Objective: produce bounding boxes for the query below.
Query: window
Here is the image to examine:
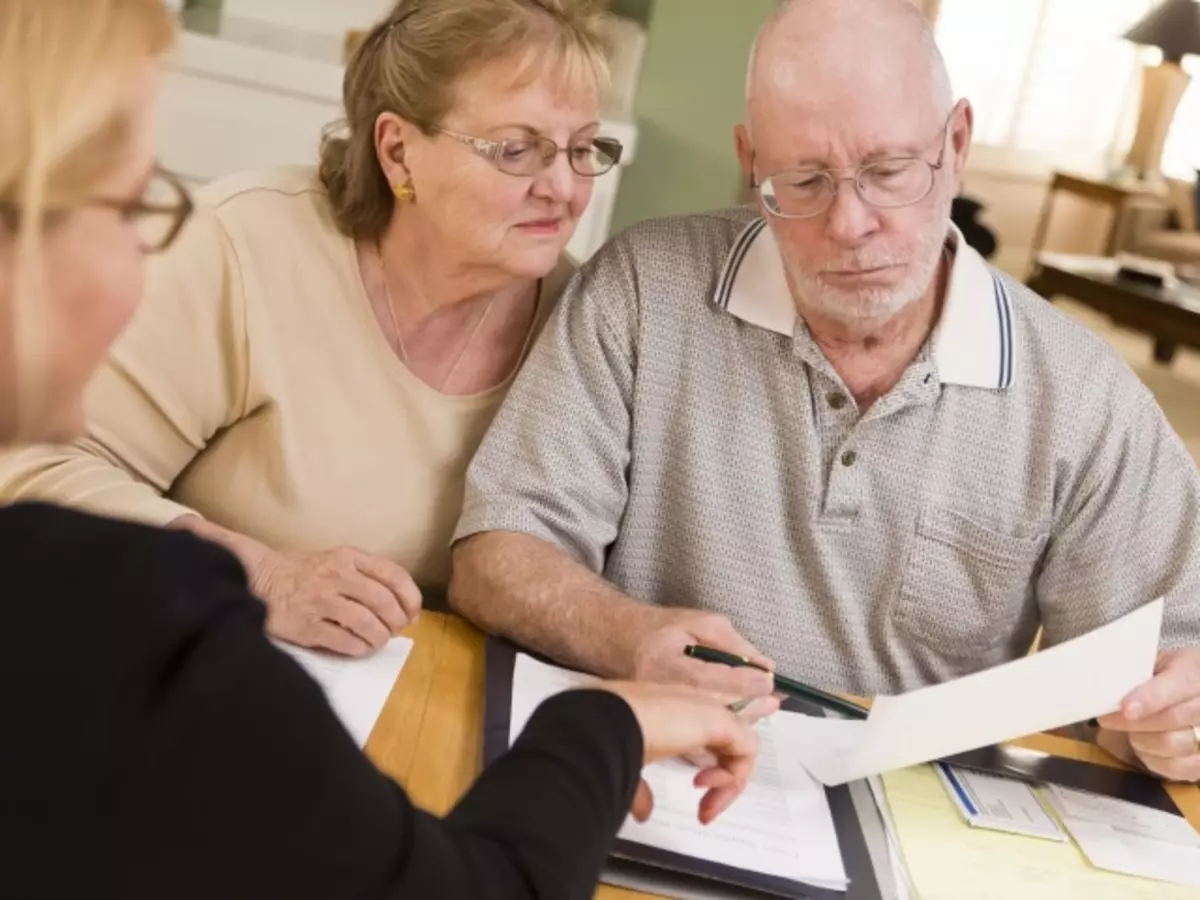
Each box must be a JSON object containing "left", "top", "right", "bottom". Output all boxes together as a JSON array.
[{"left": 934, "top": 0, "right": 1197, "bottom": 179}]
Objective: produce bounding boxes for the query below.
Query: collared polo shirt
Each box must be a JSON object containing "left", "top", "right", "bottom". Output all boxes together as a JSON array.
[{"left": 456, "top": 206, "right": 1200, "bottom": 695}]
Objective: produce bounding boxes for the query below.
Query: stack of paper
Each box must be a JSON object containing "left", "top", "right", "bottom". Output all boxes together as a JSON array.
[
  {"left": 879, "top": 764, "right": 1200, "bottom": 900},
  {"left": 1043, "top": 785, "right": 1200, "bottom": 889},
  {"left": 509, "top": 654, "right": 849, "bottom": 892},
  {"left": 273, "top": 636, "right": 413, "bottom": 747},
  {"left": 933, "top": 764, "right": 1065, "bottom": 841}
]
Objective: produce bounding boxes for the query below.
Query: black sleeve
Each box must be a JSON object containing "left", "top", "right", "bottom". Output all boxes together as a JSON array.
[
  {"left": 3, "top": 505, "right": 642, "bottom": 900},
  {"left": 115, "top": 593, "right": 644, "bottom": 900}
]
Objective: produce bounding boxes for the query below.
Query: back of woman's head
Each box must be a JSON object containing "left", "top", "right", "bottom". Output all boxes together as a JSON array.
[
  {"left": 318, "top": 0, "right": 610, "bottom": 240},
  {"left": 0, "top": 0, "right": 174, "bottom": 442}
]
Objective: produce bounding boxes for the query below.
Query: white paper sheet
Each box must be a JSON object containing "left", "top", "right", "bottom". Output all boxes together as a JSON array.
[
  {"left": 1044, "top": 785, "right": 1200, "bottom": 888},
  {"left": 788, "top": 599, "right": 1164, "bottom": 786},
  {"left": 273, "top": 636, "right": 413, "bottom": 747},
  {"left": 509, "top": 654, "right": 848, "bottom": 889}
]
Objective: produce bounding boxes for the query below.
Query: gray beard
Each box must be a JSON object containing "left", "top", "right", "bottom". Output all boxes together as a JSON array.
[{"left": 786, "top": 197, "right": 953, "bottom": 326}]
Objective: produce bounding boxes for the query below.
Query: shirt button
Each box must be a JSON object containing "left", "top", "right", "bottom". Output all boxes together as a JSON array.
[
  {"left": 828, "top": 392, "right": 848, "bottom": 410},
  {"left": 841, "top": 450, "right": 857, "bottom": 468}
]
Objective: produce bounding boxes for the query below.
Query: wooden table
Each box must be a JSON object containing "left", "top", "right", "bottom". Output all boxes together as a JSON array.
[
  {"left": 371, "top": 612, "right": 1200, "bottom": 898},
  {"left": 1027, "top": 252, "right": 1200, "bottom": 364}
]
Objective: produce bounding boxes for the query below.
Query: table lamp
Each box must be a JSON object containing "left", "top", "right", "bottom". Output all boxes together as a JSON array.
[{"left": 1122, "top": 0, "right": 1200, "bottom": 180}]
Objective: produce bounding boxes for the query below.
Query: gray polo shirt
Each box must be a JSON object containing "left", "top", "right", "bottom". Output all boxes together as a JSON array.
[{"left": 455, "top": 207, "right": 1200, "bottom": 695}]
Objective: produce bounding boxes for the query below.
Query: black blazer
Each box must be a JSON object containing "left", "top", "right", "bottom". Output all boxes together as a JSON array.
[{"left": 2, "top": 503, "right": 641, "bottom": 900}]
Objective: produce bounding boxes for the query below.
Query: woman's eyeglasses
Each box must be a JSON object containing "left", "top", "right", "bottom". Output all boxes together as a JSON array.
[
  {"left": 433, "top": 128, "right": 624, "bottom": 178},
  {"left": 0, "top": 165, "right": 194, "bottom": 254},
  {"left": 99, "top": 166, "right": 194, "bottom": 253}
]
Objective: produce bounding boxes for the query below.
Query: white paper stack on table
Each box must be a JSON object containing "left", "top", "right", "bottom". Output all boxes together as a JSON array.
[
  {"left": 509, "top": 654, "right": 850, "bottom": 893},
  {"left": 273, "top": 636, "right": 413, "bottom": 747},
  {"left": 1043, "top": 784, "right": 1200, "bottom": 889}
]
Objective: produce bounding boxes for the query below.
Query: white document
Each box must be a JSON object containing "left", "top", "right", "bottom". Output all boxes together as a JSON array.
[
  {"left": 787, "top": 599, "right": 1164, "bottom": 786},
  {"left": 934, "top": 764, "right": 1065, "bottom": 840},
  {"left": 509, "top": 654, "right": 848, "bottom": 889},
  {"left": 273, "top": 636, "right": 413, "bottom": 747},
  {"left": 1044, "top": 785, "right": 1200, "bottom": 888}
]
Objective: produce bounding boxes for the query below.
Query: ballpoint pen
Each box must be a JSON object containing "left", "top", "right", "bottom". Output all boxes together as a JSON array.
[{"left": 686, "top": 644, "right": 870, "bottom": 720}]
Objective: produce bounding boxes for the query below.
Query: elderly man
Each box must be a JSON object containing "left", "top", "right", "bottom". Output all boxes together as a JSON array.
[{"left": 451, "top": 0, "right": 1200, "bottom": 781}]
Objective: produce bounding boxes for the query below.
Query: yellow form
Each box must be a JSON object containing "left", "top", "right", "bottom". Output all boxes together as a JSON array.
[{"left": 881, "top": 765, "right": 1200, "bottom": 900}]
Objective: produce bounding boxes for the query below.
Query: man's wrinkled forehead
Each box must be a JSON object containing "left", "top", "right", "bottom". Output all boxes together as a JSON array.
[
  {"left": 745, "top": 0, "right": 952, "bottom": 151},
  {"left": 748, "top": 55, "right": 943, "bottom": 167}
]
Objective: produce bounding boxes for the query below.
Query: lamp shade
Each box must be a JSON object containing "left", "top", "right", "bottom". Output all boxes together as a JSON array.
[{"left": 1124, "top": 0, "right": 1200, "bottom": 64}]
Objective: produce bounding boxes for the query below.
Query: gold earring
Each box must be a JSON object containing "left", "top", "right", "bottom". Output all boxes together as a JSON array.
[{"left": 393, "top": 181, "right": 415, "bottom": 203}]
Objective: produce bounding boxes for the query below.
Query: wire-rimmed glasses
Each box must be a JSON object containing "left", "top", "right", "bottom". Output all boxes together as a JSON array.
[
  {"left": 434, "top": 128, "right": 624, "bottom": 178},
  {"left": 754, "top": 114, "right": 954, "bottom": 220}
]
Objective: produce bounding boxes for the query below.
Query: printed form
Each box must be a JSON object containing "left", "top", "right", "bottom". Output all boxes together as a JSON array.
[{"left": 509, "top": 654, "right": 848, "bottom": 890}]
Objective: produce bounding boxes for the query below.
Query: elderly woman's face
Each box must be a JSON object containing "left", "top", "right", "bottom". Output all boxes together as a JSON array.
[{"left": 403, "top": 55, "right": 600, "bottom": 279}]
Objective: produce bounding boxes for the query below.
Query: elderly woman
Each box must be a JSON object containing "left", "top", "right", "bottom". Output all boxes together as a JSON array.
[
  {"left": 4, "top": 3, "right": 771, "bottom": 897},
  {"left": 0, "top": 0, "right": 622, "bottom": 656}
]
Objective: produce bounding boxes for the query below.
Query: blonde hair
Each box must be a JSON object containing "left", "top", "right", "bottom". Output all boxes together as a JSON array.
[
  {"left": 0, "top": 0, "right": 174, "bottom": 440},
  {"left": 318, "top": 0, "right": 610, "bottom": 240}
]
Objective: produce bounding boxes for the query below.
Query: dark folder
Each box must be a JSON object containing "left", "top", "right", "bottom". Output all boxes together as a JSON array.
[
  {"left": 938, "top": 743, "right": 1181, "bottom": 816},
  {"left": 483, "top": 638, "right": 886, "bottom": 900}
]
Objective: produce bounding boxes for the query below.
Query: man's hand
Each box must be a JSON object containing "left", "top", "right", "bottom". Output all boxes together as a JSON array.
[
  {"left": 629, "top": 608, "right": 776, "bottom": 698},
  {"left": 1097, "top": 648, "right": 1200, "bottom": 783},
  {"left": 253, "top": 547, "right": 422, "bottom": 657}
]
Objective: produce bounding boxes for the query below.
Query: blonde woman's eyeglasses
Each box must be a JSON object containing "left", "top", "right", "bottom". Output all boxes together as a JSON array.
[{"left": 0, "top": 165, "right": 194, "bottom": 254}]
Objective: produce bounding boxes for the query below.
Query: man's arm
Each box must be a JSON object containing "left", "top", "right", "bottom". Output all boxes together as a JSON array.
[
  {"left": 452, "top": 532, "right": 772, "bottom": 694},
  {"left": 1037, "top": 377, "right": 1200, "bottom": 781},
  {"left": 452, "top": 532, "right": 649, "bottom": 677},
  {"left": 450, "top": 228, "right": 774, "bottom": 695}
]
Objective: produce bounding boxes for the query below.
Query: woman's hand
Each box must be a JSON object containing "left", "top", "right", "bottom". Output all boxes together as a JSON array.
[
  {"left": 599, "top": 681, "right": 779, "bottom": 825},
  {"left": 252, "top": 547, "right": 422, "bottom": 656},
  {"left": 171, "top": 514, "right": 421, "bottom": 656}
]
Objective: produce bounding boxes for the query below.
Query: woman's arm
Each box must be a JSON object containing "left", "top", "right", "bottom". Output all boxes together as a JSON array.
[
  {"left": 0, "top": 204, "right": 250, "bottom": 526},
  {"left": 112, "top": 535, "right": 642, "bottom": 900}
]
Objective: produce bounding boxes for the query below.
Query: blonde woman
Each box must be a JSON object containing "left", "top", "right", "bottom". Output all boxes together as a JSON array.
[
  {"left": 3, "top": 5, "right": 771, "bottom": 896},
  {"left": 0, "top": 0, "right": 624, "bottom": 658}
]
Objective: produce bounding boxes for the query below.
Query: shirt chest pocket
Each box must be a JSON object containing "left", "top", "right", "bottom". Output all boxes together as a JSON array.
[{"left": 893, "top": 506, "right": 1047, "bottom": 660}]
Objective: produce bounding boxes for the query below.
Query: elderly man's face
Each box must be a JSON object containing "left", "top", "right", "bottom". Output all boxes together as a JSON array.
[{"left": 739, "top": 95, "right": 971, "bottom": 326}]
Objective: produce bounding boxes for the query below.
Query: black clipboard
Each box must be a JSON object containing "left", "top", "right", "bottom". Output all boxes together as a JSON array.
[{"left": 483, "top": 638, "right": 885, "bottom": 900}]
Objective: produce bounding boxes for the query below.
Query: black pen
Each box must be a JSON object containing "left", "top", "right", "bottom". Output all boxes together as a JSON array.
[{"left": 685, "top": 644, "right": 869, "bottom": 721}]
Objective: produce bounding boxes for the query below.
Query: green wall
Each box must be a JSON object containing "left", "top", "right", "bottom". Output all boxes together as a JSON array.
[
  {"left": 608, "top": 0, "right": 654, "bottom": 26},
  {"left": 611, "top": 0, "right": 777, "bottom": 231}
]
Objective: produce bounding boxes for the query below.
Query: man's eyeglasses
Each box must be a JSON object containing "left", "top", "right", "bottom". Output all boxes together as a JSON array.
[
  {"left": 752, "top": 113, "right": 955, "bottom": 220},
  {"left": 0, "top": 165, "right": 193, "bottom": 254},
  {"left": 433, "top": 128, "right": 624, "bottom": 178}
]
